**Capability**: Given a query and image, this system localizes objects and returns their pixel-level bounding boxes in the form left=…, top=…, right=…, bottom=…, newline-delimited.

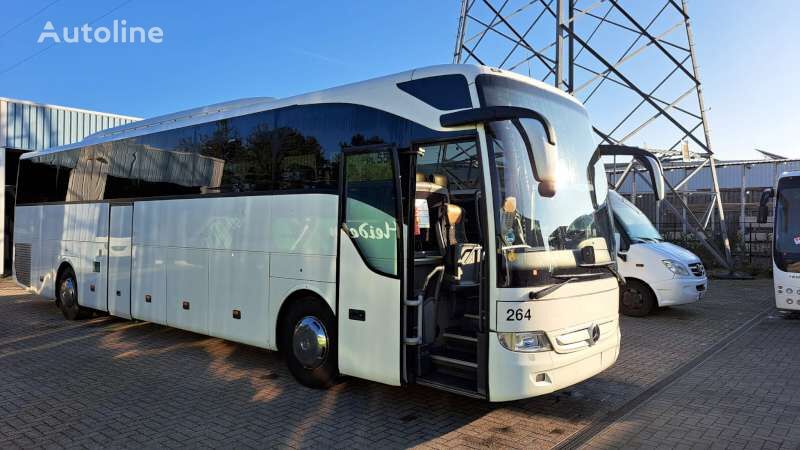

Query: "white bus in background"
left=12, top=65, right=661, bottom=401
left=759, top=171, right=800, bottom=313
left=609, top=190, right=708, bottom=317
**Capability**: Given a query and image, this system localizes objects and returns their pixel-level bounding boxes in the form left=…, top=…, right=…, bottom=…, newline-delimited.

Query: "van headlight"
left=497, top=331, right=552, bottom=353
left=661, top=259, right=690, bottom=276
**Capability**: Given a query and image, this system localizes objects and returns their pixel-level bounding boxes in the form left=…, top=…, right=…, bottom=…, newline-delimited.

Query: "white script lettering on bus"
left=348, top=221, right=397, bottom=240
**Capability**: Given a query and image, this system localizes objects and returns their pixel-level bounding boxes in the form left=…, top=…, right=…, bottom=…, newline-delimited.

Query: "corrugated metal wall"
left=607, top=158, right=800, bottom=267
left=0, top=97, right=139, bottom=152
left=611, top=159, right=800, bottom=194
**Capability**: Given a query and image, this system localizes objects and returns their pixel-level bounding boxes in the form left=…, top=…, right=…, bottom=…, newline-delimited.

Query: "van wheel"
left=620, top=279, right=656, bottom=317
left=57, top=268, right=89, bottom=320
left=281, top=299, right=338, bottom=389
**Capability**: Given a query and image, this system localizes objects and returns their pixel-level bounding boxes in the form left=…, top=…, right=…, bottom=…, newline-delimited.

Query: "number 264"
left=506, top=308, right=531, bottom=321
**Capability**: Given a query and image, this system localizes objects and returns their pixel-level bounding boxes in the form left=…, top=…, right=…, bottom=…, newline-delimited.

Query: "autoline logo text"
left=38, top=20, right=164, bottom=44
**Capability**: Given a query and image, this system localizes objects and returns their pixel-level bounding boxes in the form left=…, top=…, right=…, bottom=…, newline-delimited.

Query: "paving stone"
left=0, top=278, right=785, bottom=449
left=587, top=307, right=800, bottom=449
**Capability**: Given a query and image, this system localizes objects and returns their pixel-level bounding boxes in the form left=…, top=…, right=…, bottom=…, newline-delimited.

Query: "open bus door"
left=337, top=145, right=404, bottom=386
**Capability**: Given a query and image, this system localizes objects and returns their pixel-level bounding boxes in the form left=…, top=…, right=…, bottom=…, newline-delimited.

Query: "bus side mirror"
left=519, top=118, right=558, bottom=197
left=591, top=145, right=665, bottom=201
left=439, top=106, right=559, bottom=196
left=758, top=188, right=774, bottom=223
left=636, top=155, right=665, bottom=202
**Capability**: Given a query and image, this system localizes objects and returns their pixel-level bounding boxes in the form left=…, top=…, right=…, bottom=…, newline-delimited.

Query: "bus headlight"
left=662, top=259, right=690, bottom=276
left=497, top=331, right=552, bottom=353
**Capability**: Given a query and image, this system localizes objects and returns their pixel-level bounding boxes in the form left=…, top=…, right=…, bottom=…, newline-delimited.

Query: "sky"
left=0, top=0, right=796, bottom=161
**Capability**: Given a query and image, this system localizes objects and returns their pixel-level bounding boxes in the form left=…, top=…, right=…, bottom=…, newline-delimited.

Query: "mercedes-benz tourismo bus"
left=13, top=65, right=659, bottom=401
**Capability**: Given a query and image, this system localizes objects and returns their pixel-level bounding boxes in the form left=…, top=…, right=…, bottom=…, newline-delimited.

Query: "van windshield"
left=608, top=190, right=662, bottom=242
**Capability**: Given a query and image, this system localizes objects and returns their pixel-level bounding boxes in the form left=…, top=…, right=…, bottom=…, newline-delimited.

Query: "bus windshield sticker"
left=415, top=199, right=430, bottom=230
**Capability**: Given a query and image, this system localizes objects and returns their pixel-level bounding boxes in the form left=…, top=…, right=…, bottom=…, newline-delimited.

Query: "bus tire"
left=57, top=267, right=89, bottom=320
left=281, top=299, right=339, bottom=389
left=620, top=279, right=656, bottom=317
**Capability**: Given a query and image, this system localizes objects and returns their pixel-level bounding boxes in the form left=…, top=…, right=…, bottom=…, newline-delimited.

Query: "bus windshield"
left=775, top=176, right=800, bottom=273
left=608, top=190, right=662, bottom=243
left=477, top=74, right=614, bottom=288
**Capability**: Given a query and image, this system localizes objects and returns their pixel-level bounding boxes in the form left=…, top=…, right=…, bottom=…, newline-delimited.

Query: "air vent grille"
left=14, top=243, right=32, bottom=287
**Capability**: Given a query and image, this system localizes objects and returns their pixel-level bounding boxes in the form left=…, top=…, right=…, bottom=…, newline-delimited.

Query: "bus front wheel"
left=281, top=299, right=339, bottom=389
left=620, top=279, right=656, bottom=317
left=57, top=268, right=89, bottom=320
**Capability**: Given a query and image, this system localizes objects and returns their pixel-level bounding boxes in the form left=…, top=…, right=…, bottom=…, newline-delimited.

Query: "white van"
left=609, top=190, right=708, bottom=316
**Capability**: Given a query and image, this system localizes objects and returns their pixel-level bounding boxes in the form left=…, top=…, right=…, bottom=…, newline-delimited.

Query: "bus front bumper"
left=487, top=327, right=620, bottom=402
left=776, top=293, right=800, bottom=311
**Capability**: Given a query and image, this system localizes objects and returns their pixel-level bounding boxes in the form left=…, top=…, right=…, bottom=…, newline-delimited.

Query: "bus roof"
left=21, top=64, right=581, bottom=160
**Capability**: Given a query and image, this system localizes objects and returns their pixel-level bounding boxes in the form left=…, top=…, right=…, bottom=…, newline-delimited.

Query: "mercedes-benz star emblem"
left=589, top=324, right=601, bottom=345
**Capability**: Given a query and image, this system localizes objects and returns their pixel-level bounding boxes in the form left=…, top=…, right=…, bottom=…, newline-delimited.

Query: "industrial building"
left=0, top=98, right=138, bottom=275
left=609, top=157, right=800, bottom=266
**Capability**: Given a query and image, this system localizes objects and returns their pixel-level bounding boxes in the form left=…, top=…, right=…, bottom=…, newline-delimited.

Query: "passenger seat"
left=444, top=204, right=482, bottom=286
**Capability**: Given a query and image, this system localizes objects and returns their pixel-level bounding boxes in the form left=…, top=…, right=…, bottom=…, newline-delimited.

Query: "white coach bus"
left=759, top=171, right=800, bottom=313
left=13, top=65, right=653, bottom=401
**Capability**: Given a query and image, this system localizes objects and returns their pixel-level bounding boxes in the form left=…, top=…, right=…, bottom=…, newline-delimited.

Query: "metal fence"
left=617, top=191, right=774, bottom=271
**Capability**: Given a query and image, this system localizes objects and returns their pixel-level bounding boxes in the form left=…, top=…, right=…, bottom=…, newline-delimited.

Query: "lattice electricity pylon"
left=454, top=0, right=734, bottom=270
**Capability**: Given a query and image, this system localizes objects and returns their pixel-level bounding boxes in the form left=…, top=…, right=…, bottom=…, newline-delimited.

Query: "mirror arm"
left=591, top=145, right=665, bottom=201
left=440, top=106, right=557, bottom=146
left=757, top=188, right=775, bottom=223
left=759, top=188, right=775, bottom=206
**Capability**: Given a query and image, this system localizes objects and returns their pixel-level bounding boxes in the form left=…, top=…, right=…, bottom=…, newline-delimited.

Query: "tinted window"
left=16, top=156, right=60, bottom=204
left=344, top=149, right=399, bottom=276
left=197, top=113, right=277, bottom=193
left=397, top=75, right=472, bottom=110
left=16, top=103, right=472, bottom=204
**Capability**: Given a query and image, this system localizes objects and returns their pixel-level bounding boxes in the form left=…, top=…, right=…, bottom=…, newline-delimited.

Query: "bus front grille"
left=14, top=243, right=32, bottom=287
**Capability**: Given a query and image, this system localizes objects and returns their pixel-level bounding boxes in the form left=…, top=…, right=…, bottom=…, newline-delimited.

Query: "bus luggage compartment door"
left=108, top=204, right=133, bottom=319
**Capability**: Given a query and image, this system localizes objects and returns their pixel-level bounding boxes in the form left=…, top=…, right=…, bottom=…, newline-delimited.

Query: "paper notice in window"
left=415, top=199, right=430, bottom=229
left=794, top=235, right=800, bottom=245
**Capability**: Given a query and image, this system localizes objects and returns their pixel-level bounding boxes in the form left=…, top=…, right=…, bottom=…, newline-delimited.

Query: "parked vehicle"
left=609, top=190, right=708, bottom=316
left=758, top=171, right=800, bottom=313
left=12, top=64, right=666, bottom=401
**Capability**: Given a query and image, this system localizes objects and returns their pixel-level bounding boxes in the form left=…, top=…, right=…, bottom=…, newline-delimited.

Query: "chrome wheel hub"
left=60, top=278, right=77, bottom=308
left=292, top=316, right=329, bottom=369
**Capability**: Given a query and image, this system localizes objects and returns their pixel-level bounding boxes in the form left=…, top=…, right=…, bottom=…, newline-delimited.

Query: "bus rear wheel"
left=57, top=268, right=89, bottom=320
left=620, top=279, right=656, bottom=317
left=281, top=299, right=339, bottom=389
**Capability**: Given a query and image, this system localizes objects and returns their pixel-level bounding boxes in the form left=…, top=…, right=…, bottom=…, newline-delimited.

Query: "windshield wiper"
left=579, top=260, right=626, bottom=286
left=530, top=277, right=579, bottom=300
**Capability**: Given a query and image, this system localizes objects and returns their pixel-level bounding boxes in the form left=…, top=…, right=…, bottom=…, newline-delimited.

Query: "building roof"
left=0, top=97, right=141, bottom=152
left=0, top=96, right=140, bottom=121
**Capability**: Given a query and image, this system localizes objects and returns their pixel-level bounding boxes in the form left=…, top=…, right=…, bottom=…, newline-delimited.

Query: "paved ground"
left=0, top=277, right=795, bottom=449
left=585, top=311, right=800, bottom=450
